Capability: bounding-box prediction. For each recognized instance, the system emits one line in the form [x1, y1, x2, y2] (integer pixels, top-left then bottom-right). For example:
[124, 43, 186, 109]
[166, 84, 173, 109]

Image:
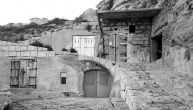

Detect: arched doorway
[83, 69, 112, 98]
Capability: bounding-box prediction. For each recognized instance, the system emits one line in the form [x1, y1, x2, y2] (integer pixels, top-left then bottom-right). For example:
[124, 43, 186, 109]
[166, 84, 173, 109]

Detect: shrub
[24, 22, 39, 29]
[30, 40, 53, 51]
[46, 17, 67, 25]
[19, 36, 25, 41]
[62, 48, 68, 51]
[30, 40, 44, 47]
[69, 47, 77, 53]
[44, 44, 53, 51]
[85, 24, 92, 32]
[74, 16, 88, 23]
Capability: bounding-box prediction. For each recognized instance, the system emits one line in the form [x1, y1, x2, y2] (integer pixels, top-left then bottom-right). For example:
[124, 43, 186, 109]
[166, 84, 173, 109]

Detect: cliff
[97, 0, 164, 10]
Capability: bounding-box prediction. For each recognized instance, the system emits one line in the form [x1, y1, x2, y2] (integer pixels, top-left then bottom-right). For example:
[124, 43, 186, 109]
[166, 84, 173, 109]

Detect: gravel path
[0, 89, 130, 110]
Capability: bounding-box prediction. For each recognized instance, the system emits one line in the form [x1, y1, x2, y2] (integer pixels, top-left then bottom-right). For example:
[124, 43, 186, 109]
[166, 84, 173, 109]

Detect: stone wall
[152, 0, 193, 75]
[101, 18, 151, 63]
[116, 62, 193, 110]
[73, 21, 100, 31]
[0, 40, 55, 57]
[0, 54, 121, 97]
[36, 55, 84, 93]
[0, 55, 84, 94]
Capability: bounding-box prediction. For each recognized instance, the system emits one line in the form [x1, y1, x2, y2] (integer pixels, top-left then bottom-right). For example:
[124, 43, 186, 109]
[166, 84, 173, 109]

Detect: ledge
[97, 8, 162, 19]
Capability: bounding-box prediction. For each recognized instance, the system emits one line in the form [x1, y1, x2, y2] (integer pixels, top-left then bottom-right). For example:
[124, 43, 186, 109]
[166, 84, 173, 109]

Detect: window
[99, 74, 108, 86]
[114, 28, 118, 31]
[85, 73, 95, 85]
[61, 77, 66, 84]
[61, 72, 67, 84]
[129, 25, 135, 33]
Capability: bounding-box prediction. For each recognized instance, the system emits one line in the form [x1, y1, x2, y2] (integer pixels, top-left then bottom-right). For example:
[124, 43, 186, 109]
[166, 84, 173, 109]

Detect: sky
[0, 0, 101, 25]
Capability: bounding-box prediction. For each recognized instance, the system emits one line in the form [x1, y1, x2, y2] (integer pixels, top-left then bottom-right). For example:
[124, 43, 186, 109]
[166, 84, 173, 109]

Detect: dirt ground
[1, 88, 130, 110]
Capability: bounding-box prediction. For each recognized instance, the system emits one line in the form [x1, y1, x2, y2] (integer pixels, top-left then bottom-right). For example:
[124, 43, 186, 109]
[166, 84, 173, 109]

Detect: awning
[97, 8, 162, 19]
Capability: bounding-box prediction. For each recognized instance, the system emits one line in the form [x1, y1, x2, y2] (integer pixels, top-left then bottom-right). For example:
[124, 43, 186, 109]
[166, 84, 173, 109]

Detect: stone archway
[78, 54, 117, 97]
[78, 54, 116, 77]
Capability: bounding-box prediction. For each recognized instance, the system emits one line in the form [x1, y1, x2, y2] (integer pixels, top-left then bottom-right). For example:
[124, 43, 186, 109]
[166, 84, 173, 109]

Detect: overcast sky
[0, 0, 101, 25]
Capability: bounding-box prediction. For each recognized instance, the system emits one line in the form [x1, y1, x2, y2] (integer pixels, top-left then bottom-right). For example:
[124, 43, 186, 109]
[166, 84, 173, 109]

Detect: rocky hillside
[0, 18, 70, 42]
[74, 8, 97, 22]
[97, 0, 164, 10]
[0, 8, 97, 43]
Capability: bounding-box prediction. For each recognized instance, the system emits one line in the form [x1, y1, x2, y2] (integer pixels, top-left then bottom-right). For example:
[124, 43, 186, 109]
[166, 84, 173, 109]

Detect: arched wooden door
[83, 69, 112, 98]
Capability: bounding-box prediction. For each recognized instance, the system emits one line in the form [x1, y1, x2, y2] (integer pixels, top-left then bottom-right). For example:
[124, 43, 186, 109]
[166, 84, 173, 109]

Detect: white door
[73, 36, 95, 57]
[73, 36, 82, 54]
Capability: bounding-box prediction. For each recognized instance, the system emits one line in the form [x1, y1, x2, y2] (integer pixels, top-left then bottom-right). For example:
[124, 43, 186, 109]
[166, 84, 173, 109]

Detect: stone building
[96, 0, 193, 72]
[0, 40, 117, 98]
[97, 8, 161, 63]
[94, 0, 193, 109]
[1, 0, 193, 110]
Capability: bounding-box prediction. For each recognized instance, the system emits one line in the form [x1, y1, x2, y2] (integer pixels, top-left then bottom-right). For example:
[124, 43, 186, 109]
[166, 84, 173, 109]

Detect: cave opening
[151, 33, 163, 62]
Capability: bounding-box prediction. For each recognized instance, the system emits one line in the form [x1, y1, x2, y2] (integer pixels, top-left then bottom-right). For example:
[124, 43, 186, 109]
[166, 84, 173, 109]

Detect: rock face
[75, 8, 98, 22]
[81, 8, 98, 21]
[152, 0, 193, 74]
[30, 17, 49, 25]
[97, 0, 164, 10]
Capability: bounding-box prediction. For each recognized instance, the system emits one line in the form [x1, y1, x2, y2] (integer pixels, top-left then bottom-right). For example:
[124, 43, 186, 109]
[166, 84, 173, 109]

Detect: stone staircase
[118, 62, 193, 110]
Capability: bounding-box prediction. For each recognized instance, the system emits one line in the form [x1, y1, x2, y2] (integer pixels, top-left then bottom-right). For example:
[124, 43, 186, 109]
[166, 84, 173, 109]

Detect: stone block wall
[101, 18, 151, 63]
[72, 21, 100, 32]
[0, 51, 55, 57]
[0, 40, 55, 57]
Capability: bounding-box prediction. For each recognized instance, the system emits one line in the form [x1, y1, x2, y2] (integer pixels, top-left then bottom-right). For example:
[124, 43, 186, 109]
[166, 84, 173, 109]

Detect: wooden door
[73, 36, 82, 54]
[84, 36, 95, 57]
[10, 59, 37, 88]
[105, 34, 127, 62]
[10, 61, 20, 87]
[97, 70, 111, 98]
[83, 70, 97, 97]
[73, 36, 95, 57]
[83, 70, 111, 98]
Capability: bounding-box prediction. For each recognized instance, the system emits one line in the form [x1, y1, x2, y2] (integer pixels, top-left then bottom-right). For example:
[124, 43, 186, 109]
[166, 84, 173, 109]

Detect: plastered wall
[34, 29, 101, 57]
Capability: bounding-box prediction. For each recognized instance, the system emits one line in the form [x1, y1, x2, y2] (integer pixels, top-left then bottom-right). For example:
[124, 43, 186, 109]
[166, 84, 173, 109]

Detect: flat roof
[97, 8, 162, 19]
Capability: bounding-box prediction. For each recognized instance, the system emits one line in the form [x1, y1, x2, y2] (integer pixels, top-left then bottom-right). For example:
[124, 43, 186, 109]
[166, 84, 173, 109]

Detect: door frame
[83, 69, 112, 98]
[150, 33, 163, 62]
[104, 33, 128, 62]
[10, 59, 37, 89]
[72, 35, 95, 56]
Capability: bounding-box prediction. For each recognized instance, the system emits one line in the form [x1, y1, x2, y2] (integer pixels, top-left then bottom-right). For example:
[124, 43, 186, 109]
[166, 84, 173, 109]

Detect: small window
[61, 72, 67, 84]
[61, 77, 66, 84]
[114, 28, 118, 31]
[129, 25, 135, 33]
[99, 74, 108, 86]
